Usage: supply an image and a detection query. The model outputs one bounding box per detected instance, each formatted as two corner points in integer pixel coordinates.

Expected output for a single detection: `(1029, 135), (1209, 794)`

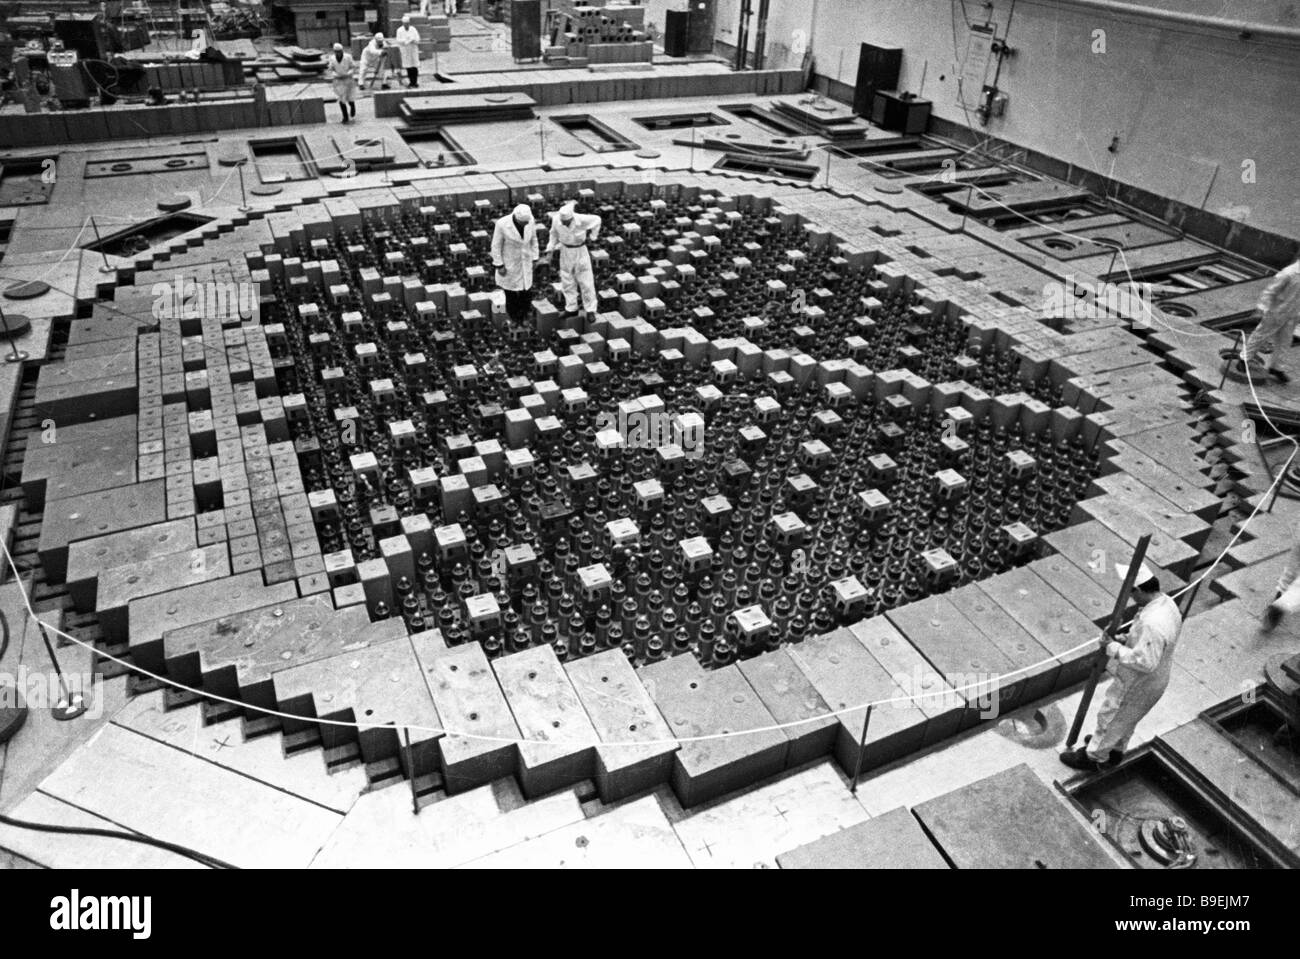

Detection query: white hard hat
(513, 203), (533, 221)
(1115, 560), (1158, 589)
(332, 42), (344, 51)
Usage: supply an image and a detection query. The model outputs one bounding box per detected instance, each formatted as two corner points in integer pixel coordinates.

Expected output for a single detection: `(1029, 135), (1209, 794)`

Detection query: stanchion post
(848, 704), (873, 794)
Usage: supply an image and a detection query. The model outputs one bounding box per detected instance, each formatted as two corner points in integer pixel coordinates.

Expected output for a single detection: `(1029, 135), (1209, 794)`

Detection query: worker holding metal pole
(360, 33), (391, 91)
(546, 201), (602, 323)
(1060, 560), (1182, 772)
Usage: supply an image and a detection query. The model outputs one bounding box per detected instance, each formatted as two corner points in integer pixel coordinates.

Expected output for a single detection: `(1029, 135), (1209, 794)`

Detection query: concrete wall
(709, 0), (1300, 242)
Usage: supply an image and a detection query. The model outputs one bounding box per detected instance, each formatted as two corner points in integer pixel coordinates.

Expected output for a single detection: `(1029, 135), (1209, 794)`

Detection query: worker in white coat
(394, 15), (420, 88)
(360, 33), (390, 90)
(546, 201), (602, 319)
(1061, 562), (1182, 772)
(326, 43), (357, 122)
(1231, 254), (1300, 384)
(491, 204), (540, 326)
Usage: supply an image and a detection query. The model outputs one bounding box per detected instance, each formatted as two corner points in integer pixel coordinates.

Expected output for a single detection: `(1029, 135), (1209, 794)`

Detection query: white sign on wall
(959, 23), (995, 109)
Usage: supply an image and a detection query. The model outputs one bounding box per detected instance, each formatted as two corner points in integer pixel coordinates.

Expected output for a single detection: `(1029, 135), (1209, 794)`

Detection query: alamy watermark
(1, 666), (103, 718)
(891, 665), (1001, 720)
(594, 408), (705, 460)
(152, 274), (259, 323)
(1041, 275), (1155, 324)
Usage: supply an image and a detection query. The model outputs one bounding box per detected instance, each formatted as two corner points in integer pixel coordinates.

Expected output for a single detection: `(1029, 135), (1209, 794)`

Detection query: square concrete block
(912, 764), (1118, 869)
(565, 649), (677, 802)
(493, 645), (598, 798)
(736, 649), (836, 767)
(414, 637), (520, 795)
(788, 628), (929, 776)
(639, 654), (788, 808)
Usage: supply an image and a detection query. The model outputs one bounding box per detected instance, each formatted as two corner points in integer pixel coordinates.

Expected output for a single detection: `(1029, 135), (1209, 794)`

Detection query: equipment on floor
(542, 4), (652, 65)
(663, 9), (689, 58)
(511, 0), (543, 61)
(853, 43), (902, 118)
(871, 90), (932, 135)
(1138, 817), (1197, 868)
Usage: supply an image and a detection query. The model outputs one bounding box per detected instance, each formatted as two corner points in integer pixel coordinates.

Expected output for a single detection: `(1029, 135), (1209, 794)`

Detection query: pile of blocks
(545, 3), (651, 65)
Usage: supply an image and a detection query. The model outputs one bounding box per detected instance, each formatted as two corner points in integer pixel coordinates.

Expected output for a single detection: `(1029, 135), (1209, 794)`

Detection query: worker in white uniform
(394, 15), (421, 88)
(360, 33), (390, 90)
(1233, 255), (1300, 384)
(546, 201), (602, 320)
(1061, 562), (1182, 772)
(326, 43), (357, 123)
(491, 204), (540, 326)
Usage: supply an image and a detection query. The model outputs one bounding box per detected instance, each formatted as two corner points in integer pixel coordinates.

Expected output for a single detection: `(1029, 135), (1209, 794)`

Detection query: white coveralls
(359, 39), (389, 88)
(546, 210), (602, 314)
(1087, 592), (1182, 760)
(1245, 260), (1300, 371)
(326, 52), (357, 104)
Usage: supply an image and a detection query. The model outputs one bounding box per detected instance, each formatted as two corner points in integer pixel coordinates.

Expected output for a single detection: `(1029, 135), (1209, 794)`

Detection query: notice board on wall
(959, 22), (995, 110)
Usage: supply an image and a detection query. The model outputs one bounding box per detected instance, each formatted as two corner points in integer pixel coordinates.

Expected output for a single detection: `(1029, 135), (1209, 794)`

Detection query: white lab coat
(491, 213), (540, 292)
(359, 41), (388, 83)
(1089, 593), (1182, 758)
(325, 52), (357, 101)
(546, 211), (602, 312)
(394, 25), (420, 69)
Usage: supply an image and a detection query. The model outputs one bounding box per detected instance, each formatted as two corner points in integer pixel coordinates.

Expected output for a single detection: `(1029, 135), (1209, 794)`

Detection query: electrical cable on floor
(0, 811), (236, 869)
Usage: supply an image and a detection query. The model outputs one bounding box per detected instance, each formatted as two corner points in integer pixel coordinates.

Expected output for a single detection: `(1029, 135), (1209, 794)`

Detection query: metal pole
(90, 216), (115, 273)
(848, 704), (873, 794)
(689, 125), (696, 172)
(824, 149), (831, 189)
(959, 182), (975, 232)
(1216, 330), (1246, 392)
(236, 159), (251, 213)
(1177, 577), (1202, 618)
(36, 619), (87, 720)
(0, 306), (28, 363)
(403, 726), (420, 815)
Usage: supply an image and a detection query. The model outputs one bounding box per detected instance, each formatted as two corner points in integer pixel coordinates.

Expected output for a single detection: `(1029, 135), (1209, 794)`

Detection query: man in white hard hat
(546, 201), (602, 321)
(360, 33), (390, 90)
(394, 15), (420, 88)
(491, 203), (540, 327)
(326, 43), (357, 123)
(1060, 560), (1182, 772)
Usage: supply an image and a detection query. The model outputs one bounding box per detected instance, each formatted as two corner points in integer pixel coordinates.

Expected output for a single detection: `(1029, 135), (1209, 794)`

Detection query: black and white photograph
(0, 0), (1293, 923)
